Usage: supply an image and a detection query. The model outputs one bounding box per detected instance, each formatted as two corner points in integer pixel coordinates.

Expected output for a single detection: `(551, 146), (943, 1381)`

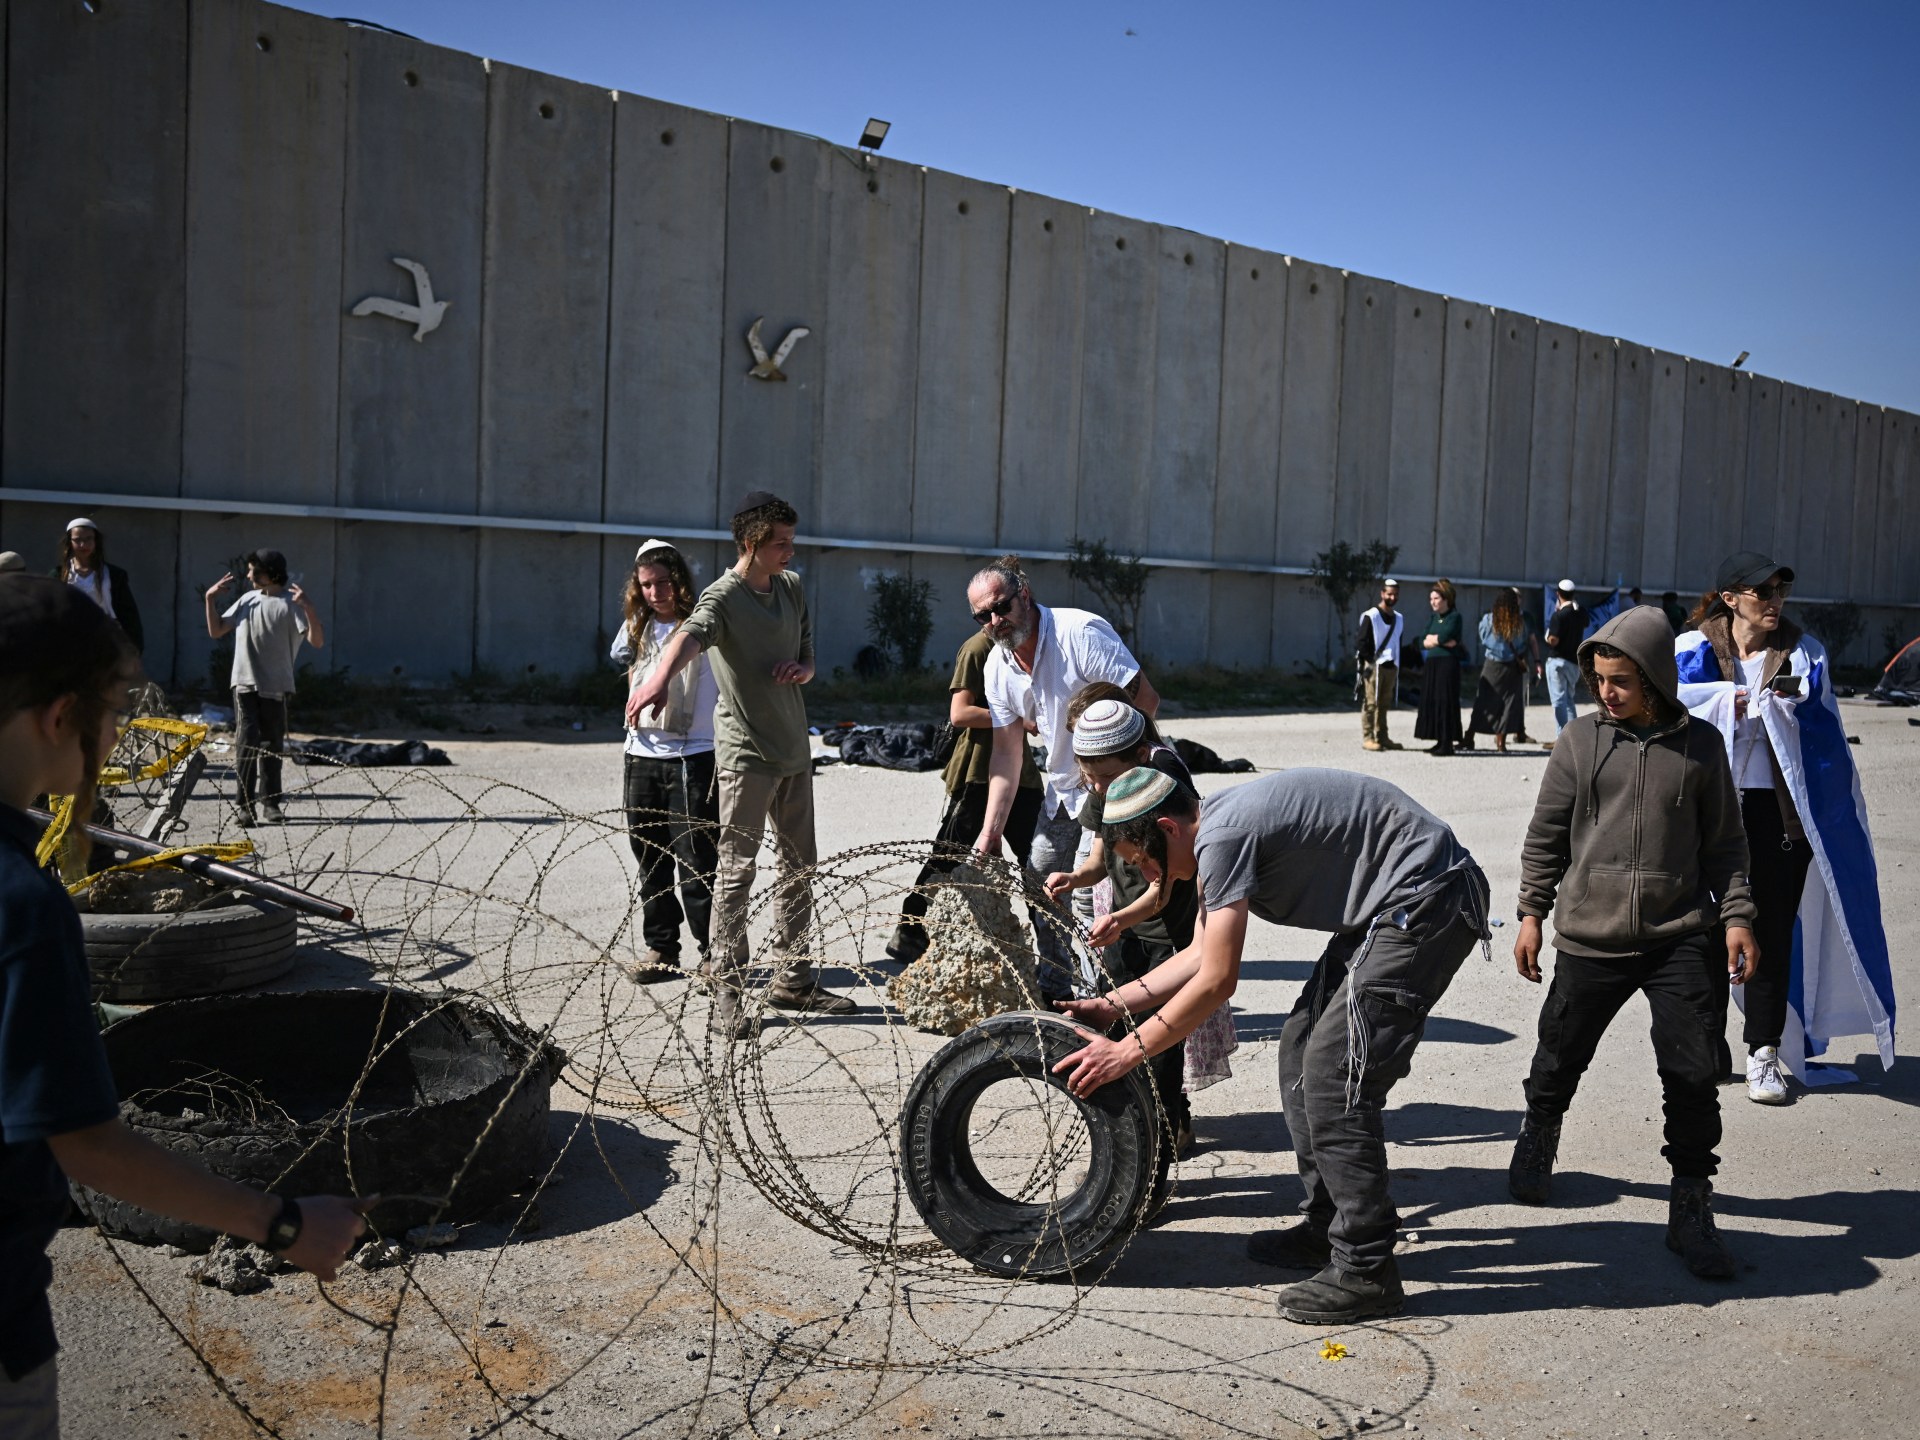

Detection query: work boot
(1666, 1177), (1735, 1279)
(622, 948), (677, 985)
(707, 993), (760, 1043)
(766, 981), (858, 1015)
(1508, 1118), (1561, 1204)
(260, 802), (287, 825)
(884, 923), (927, 965)
(1247, 1219), (1334, 1271)
(1275, 1257), (1405, 1325)
(1380, 738), (1404, 751)
(1361, 740), (1384, 753)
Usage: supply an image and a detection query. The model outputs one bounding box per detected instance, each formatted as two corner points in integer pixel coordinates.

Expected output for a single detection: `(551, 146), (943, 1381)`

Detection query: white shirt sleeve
(984, 650), (1020, 728)
(1067, 613), (1140, 689)
(610, 626), (633, 666)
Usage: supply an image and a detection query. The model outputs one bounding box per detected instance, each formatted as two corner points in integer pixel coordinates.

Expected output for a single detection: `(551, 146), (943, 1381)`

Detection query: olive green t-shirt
(944, 632), (1041, 794)
(680, 569), (814, 776)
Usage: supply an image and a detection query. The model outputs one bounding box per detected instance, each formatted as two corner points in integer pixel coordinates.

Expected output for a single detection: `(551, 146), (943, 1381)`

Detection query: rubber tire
(80, 894), (297, 1004)
(900, 1011), (1161, 1279)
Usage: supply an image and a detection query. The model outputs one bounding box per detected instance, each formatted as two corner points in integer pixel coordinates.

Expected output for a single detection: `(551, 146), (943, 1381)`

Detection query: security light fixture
(1731, 351), (1750, 370)
(859, 118), (891, 152)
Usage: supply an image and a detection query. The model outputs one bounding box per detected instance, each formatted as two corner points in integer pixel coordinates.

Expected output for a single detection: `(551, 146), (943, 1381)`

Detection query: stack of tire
(81, 891), (298, 1004)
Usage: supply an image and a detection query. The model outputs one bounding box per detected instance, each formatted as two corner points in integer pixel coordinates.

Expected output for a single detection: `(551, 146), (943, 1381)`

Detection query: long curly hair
(54, 523), (109, 592)
(1491, 587), (1523, 643)
(622, 545), (698, 651)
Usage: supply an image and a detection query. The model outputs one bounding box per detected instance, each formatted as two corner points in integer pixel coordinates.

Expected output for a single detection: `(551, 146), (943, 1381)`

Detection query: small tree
(1067, 536), (1151, 652)
(1308, 539), (1400, 674)
(1799, 600), (1864, 665)
(867, 572), (935, 673)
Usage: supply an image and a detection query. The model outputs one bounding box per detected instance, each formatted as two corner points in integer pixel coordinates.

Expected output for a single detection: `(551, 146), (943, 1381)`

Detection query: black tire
(80, 894), (297, 1004)
(900, 1011), (1162, 1279)
(72, 988), (564, 1251)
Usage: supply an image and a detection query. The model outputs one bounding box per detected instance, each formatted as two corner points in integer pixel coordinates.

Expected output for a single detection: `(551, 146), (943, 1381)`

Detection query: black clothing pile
(817, 723), (943, 772)
(288, 738), (453, 767)
(1167, 736), (1255, 774)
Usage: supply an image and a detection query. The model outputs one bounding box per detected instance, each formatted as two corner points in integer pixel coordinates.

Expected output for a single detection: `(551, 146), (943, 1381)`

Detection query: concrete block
(1816, 396), (1860, 585)
(1792, 391), (1848, 594)
(4, 0), (186, 494)
(912, 170), (1008, 549)
(1604, 343), (1653, 587)
(1567, 334), (1617, 585)
(183, 0), (344, 507)
(1849, 408), (1884, 603)
(718, 121), (831, 521)
(1739, 375), (1785, 561)
(1772, 383), (1809, 571)
(1210, 245), (1285, 667)
(1522, 321), (1576, 583)
(605, 95), (728, 530)
(999, 193), (1085, 555)
(1075, 211), (1157, 556)
(1274, 258), (1344, 569)
(1385, 288), (1447, 576)
(1482, 313), (1539, 581)
(1334, 272), (1397, 549)
(1138, 568), (1210, 672)
(476, 64), (612, 674)
(1676, 361), (1745, 589)
(335, 25), (486, 680)
(1270, 575), (1327, 672)
(820, 153), (922, 541)
(1639, 352), (1686, 594)
(1874, 410), (1915, 603)
(1433, 300), (1494, 579)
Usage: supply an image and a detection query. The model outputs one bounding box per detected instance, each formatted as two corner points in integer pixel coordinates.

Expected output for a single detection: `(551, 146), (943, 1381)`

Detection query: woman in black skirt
(1463, 587), (1533, 752)
(1414, 578), (1466, 755)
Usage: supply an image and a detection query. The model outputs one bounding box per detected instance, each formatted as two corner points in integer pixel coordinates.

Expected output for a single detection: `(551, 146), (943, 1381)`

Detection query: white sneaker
(1746, 1046), (1788, 1105)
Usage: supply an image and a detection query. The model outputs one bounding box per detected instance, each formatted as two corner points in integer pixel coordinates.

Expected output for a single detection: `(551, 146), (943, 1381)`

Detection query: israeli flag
(1676, 630), (1896, 1077)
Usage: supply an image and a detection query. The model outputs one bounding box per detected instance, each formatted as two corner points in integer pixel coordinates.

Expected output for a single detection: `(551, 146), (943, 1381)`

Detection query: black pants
(622, 750), (718, 960)
(895, 781), (1043, 947)
(233, 690), (288, 813)
(1522, 931), (1722, 1179)
(1737, 787), (1811, 1051)
(1277, 866), (1487, 1273)
(1112, 928), (1190, 1136)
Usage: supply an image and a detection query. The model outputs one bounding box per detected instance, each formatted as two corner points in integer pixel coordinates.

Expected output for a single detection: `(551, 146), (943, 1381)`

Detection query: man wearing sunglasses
(966, 555), (1158, 1000)
(1675, 551), (1894, 1106)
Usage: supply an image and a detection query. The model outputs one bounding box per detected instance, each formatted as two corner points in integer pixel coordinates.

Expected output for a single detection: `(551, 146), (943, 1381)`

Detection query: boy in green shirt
(629, 493), (856, 1040)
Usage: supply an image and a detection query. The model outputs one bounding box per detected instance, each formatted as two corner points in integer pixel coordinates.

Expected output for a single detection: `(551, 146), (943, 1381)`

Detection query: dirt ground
(47, 699), (1920, 1440)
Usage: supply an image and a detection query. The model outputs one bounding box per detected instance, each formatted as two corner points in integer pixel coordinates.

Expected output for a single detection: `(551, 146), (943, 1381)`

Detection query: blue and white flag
(1582, 586), (1625, 640)
(1676, 630), (1896, 1076)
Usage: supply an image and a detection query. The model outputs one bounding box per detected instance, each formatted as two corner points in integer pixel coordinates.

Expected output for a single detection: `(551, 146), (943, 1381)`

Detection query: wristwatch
(262, 1195), (304, 1253)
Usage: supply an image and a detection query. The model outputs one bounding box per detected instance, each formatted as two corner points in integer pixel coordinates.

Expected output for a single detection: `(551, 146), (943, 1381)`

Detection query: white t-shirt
(67, 567), (114, 619)
(610, 619), (717, 759)
(1732, 653), (1773, 789)
(984, 604), (1140, 817)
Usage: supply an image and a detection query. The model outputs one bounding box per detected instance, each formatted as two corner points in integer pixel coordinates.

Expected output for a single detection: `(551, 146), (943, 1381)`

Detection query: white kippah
(1072, 698), (1146, 757)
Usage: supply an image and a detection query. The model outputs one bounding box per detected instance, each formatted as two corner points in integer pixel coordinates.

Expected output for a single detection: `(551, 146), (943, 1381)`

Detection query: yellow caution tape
(65, 841), (256, 897)
(99, 717), (210, 787)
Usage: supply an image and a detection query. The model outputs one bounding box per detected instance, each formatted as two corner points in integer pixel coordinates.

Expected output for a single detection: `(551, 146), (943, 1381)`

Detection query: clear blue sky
(298, 1), (1920, 412)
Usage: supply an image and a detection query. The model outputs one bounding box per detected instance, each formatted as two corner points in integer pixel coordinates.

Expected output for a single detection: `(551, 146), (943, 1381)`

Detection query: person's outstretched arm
(289, 581), (325, 649)
(972, 724), (1023, 855)
(204, 574), (236, 639)
(627, 630), (706, 727)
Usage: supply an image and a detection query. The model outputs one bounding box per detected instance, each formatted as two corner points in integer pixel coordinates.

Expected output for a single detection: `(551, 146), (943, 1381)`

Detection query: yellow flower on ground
(1319, 1340), (1349, 1362)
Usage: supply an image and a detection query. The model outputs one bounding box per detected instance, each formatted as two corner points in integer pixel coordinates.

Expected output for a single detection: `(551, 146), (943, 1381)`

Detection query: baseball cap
(1715, 552), (1794, 593)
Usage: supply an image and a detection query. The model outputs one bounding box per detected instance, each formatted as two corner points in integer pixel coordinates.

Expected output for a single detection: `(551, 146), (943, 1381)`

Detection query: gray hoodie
(1517, 606), (1755, 958)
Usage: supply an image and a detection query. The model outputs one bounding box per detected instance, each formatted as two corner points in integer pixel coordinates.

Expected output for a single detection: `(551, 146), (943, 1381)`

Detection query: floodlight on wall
(859, 118), (891, 151)
(1731, 351), (1750, 370)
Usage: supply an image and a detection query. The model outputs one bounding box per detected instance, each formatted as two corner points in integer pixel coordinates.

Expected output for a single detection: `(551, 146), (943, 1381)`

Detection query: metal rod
(29, 808), (355, 923)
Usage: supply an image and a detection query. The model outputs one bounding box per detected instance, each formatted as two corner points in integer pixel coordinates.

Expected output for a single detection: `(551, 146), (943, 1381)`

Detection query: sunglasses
(1744, 582), (1792, 602)
(971, 595), (1018, 626)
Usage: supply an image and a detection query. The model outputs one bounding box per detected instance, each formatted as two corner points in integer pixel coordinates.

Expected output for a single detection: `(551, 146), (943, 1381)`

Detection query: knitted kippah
(1100, 766), (1178, 823)
(1071, 698), (1146, 757)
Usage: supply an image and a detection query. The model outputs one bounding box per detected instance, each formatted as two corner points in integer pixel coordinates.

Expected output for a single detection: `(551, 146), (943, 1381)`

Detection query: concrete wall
(5, 0), (1917, 689)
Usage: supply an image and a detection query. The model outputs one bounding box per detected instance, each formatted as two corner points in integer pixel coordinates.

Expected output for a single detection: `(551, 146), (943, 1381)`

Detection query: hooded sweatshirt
(1516, 606), (1755, 958)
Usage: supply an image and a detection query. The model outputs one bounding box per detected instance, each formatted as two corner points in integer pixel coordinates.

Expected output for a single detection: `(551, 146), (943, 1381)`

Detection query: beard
(992, 620), (1031, 653)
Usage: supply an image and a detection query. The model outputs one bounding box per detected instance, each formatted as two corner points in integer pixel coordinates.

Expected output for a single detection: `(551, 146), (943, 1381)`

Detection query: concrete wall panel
(1481, 313), (1538, 580)
(717, 121), (831, 518)
(1818, 397), (1860, 585)
(1522, 321), (1576, 583)
(997, 192), (1084, 555)
(1334, 273), (1396, 547)
(1676, 362), (1743, 588)
(1075, 211), (1157, 556)
(1640, 352), (1687, 592)
(1271, 258), (1343, 664)
(912, 170), (1008, 549)
(1876, 411), (1915, 602)
(1209, 247), (1285, 666)
(1433, 300), (1493, 579)
(1384, 288), (1446, 575)
(1739, 375), (1784, 560)
(1849, 409), (1884, 603)
(1793, 392), (1841, 592)
(335, 26), (486, 679)
(605, 96), (728, 529)
(476, 65), (612, 674)
(1604, 343), (1652, 586)
(1567, 334), (1617, 585)
(1772, 383), (1808, 564)
(183, 0), (344, 509)
(4, 0), (186, 497)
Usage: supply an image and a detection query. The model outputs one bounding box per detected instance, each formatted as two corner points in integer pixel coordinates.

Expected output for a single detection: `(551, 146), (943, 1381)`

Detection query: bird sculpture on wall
(351, 257), (449, 341)
(746, 317), (810, 381)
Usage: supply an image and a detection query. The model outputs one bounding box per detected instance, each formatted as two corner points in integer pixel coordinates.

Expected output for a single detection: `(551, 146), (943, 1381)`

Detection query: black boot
(1275, 1257), (1405, 1324)
(1247, 1220), (1334, 1271)
(1666, 1177), (1735, 1279)
(1508, 1118), (1560, 1204)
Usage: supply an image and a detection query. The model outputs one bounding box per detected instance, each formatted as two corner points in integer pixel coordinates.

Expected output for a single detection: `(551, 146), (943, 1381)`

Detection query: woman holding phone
(1675, 552), (1895, 1106)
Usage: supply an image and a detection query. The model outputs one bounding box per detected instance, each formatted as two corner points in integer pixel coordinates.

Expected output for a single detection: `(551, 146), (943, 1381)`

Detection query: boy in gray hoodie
(1508, 605), (1757, 1278)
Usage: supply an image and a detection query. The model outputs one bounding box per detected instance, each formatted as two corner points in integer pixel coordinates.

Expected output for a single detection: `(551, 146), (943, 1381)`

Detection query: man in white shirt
(967, 555), (1158, 999)
(1355, 578), (1404, 753)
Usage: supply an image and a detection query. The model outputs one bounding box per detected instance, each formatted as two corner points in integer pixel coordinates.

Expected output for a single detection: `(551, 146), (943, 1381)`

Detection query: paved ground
(48, 699), (1920, 1439)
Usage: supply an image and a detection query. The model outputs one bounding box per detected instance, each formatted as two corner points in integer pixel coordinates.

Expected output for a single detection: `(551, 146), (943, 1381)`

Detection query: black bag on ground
(1167, 736), (1254, 774)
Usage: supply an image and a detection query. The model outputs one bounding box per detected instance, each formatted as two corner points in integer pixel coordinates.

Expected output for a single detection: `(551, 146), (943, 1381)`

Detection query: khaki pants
(711, 766), (817, 992)
(1363, 662), (1397, 744)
